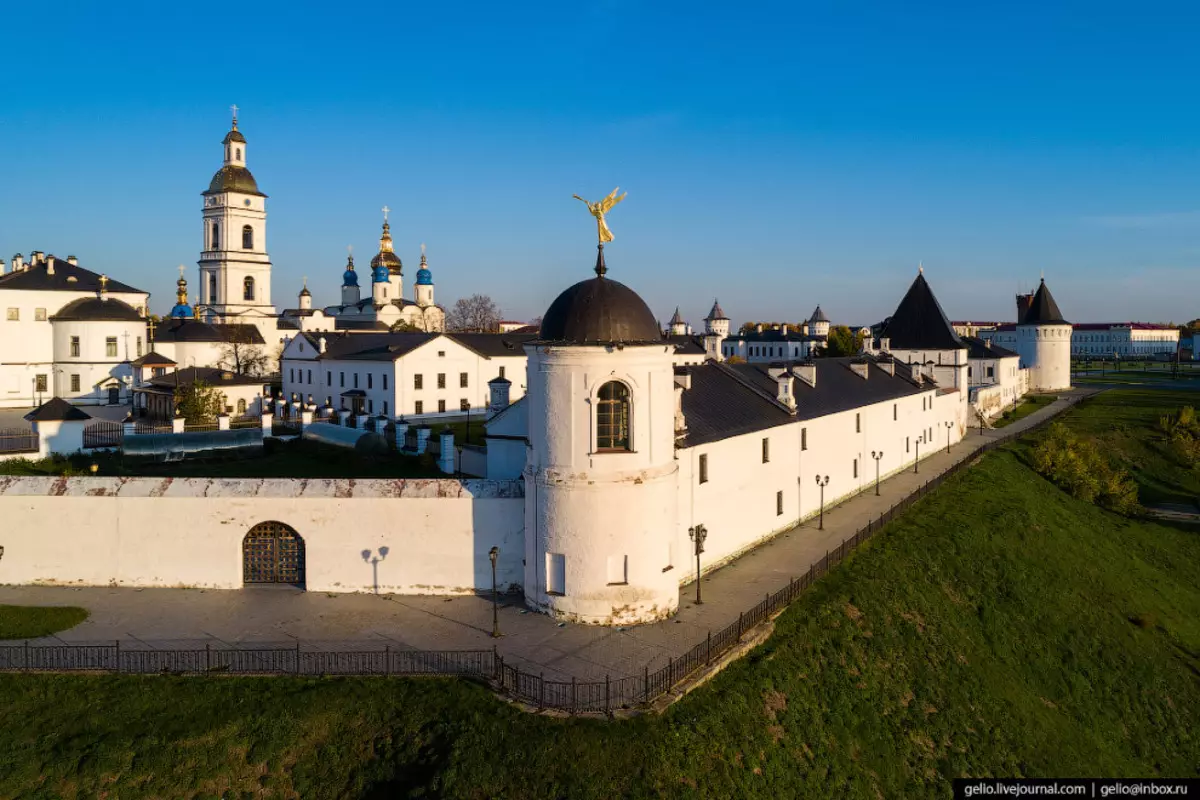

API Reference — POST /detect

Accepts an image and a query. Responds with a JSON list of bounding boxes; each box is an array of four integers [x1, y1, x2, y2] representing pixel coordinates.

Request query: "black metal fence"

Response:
[[82, 421, 123, 449], [0, 395, 1087, 714], [0, 427, 38, 454]]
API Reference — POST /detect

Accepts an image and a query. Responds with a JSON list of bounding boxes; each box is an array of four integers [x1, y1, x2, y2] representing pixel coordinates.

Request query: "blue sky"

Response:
[[3, 1, 1199, 327]]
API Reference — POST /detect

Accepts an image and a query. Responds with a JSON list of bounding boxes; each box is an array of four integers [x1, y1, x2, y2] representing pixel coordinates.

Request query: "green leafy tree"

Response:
[[818, 325, 865, 358], [1031, 422, 1140, 515], [174, 379, 225, 424]]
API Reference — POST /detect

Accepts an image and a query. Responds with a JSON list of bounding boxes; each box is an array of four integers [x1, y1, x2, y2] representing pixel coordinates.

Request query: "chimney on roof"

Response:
[[45, 255, 55, 275], [756, 324, 763, 333], [880, 336, 891, 353], [775, 370, 796, 412], [32, 251, 44, 265], [1016, 292, 1034, 324], [318, 335, 327, 354], [10, 254, 22, 273], [66, 255, 77, 266], [781, 324, 789, 335], [794, 361, 816, 388], [850, 361, 869, 380]]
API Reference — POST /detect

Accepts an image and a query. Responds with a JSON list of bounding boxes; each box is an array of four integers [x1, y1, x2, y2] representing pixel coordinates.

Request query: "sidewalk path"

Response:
[[0, 389, 1098, 681]]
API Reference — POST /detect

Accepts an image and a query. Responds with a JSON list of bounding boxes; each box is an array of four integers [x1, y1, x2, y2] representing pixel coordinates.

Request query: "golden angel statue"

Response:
[[573, 187, 627, 243]]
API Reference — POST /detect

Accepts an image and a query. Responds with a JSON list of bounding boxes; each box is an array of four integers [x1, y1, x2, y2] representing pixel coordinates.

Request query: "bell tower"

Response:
[[197, 106, 275, 324]]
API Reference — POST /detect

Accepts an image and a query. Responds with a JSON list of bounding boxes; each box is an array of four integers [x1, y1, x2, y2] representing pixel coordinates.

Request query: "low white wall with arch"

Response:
[[0, 477, 524, 594]]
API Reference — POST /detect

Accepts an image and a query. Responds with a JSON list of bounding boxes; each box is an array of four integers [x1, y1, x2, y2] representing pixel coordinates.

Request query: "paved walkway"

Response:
[[0, 389, 1097, 681]]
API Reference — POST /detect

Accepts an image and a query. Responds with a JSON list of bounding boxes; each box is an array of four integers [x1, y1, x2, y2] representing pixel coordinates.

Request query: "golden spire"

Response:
[[176, 265, 188, 304], [379, 208, 394, 253]]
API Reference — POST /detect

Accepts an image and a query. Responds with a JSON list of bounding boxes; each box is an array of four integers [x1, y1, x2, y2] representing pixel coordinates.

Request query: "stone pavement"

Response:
[[0, 389, 1097, 682]]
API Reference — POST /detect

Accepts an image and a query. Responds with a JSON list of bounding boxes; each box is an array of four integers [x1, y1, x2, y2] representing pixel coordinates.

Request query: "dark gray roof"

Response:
[[153, 321, 266, 344], [962, 336, 1018, 360], [0, 259, 144, 294], [130, 351, 177, 367], [446, 333, 537, 357], [1021, 279, 1068, 325], [677, 357, 927, 447], [669, 307, 685, 326], [809, 305, 829, 323], [665, 334, 706, 355], [882, 272, 963, 350], [705, 299, 728, 320], [50, 296, 143, 322], [25, 397, 91, 422], [143, 366, 266, 391], [538, 246, 662, 345], [222, 126, 246, 144]]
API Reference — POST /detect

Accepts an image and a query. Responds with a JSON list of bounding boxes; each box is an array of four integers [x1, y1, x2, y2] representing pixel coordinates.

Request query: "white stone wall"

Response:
[[675, 382, 959, 577], [0, 477, 524, 594], [1019, 324, 1072, 392], [51, 317, 146, 403]]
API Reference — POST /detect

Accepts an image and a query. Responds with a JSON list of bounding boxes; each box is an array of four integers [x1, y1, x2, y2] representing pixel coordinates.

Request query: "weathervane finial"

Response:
[[573, 187, 627, 244], [918, 261, 924, 274]]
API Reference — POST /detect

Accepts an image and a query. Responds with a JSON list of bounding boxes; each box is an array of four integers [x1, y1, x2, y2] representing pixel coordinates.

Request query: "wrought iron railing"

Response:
[[0, 427, 38, 454], [0, 395, 1088, 714], [82, 422, 123, 449]]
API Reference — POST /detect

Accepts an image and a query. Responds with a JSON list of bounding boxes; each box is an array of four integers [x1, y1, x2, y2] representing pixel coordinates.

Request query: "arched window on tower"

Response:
[[243, 276, 255, 302], [236, 148, 241, 161], [211, 222, 220, 251], [208, 274, 217, 303], [596, 381, 631, 452], [242, 225, 253, 250]]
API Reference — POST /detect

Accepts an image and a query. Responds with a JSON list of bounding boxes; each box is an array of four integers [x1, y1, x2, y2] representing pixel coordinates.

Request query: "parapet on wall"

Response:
[[0, 476, 524, 594]]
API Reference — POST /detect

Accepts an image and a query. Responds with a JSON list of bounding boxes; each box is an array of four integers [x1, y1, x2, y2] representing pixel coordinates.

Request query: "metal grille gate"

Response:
[[242, 522, 306, 586]]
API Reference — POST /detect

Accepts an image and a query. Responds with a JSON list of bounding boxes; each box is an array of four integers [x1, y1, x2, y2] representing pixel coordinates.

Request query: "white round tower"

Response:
[[1017, 278, 1071, 392], [524, 244, 679, 625], [807, 305, 830, 338], [703, 299, 730, 360]]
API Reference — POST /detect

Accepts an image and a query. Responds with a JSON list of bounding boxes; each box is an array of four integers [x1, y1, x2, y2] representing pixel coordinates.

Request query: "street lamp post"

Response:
[[914, 434, 922, 474], [489, 546, 500, 638], [871, 451, 883, 496], [815, 475, 830, 530], [688, 524, 707, 604], [945, 420, 953, 454]]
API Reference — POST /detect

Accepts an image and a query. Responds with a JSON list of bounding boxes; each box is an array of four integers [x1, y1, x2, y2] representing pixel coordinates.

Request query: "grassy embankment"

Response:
[[1, 389, 1198, 798], [990, 393, 1057, 428]]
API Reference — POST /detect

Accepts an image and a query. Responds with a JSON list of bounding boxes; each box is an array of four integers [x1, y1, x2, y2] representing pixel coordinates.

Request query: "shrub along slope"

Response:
[[1, 396, 1198, 798]]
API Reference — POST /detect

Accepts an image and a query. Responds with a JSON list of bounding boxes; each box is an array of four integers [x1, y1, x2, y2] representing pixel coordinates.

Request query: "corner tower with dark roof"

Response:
[[196, 108, 276, 330], [1017, 278, 1071, 391], [703, 298, 730, 359], [524, 241, 680, 625]]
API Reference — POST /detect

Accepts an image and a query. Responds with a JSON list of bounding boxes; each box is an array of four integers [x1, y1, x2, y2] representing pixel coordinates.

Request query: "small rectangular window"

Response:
[[35, 374, 47, 392], [460, 372, 468, 388], [383, 400, 389, 415], [383, 374, 388, 390], [437, 373, 446, 389], [438, 399, 446, 413], [368, 399, 373, 413], [776, 490, 783, 516], [415, 400, 424, 414], [437, 350, 445, 357], [327, 373, 332, 386], [606, 554, 628, 585], [699, 453, 708, 484], [105, 337, 117, 358], [547, 553, 566, 595], [340, 372, 345, 387], [762, 437, 770, 463], [354, 373, 359, 389], [367, 373, 373, 389], [70, 374, 80, 392], [856, 412, 861, 433], [853, 458, 858, 479], [893, 403, 897, 421], [34, 307, 46, 321], [136, 337, 143, 358], [801, 428, 808, 451], [460, 398, 469, 411], [907, 436, 910, 453], [6, 308, 18, 321], [307, 370, 312, 384], [70, 336, 80, 357], [414, 374, 423, 390], [290, 368, 294, 382]]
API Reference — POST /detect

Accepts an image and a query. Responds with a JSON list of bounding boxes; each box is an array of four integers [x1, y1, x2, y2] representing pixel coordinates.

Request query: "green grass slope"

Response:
[[0, 605, 88, 639]]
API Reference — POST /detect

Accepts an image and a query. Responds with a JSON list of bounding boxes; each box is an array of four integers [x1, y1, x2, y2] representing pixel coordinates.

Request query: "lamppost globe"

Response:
[[814, 475, 830, 530]]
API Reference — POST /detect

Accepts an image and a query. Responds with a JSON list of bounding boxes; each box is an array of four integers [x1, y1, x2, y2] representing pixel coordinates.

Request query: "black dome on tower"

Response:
[[538, 245, 662, 345]]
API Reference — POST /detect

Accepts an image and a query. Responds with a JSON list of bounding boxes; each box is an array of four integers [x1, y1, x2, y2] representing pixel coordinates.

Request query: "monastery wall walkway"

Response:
[[0, 388, 1099, 684]]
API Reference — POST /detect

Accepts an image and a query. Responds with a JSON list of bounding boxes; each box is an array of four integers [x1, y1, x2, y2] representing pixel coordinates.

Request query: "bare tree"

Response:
[[217, 327, 273, 376], [446, 295, 502, 333]]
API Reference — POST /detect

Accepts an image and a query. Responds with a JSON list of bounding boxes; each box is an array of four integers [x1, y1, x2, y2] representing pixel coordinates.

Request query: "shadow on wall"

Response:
[[473, 495, 524, 600], [361, 546, 390, 594]]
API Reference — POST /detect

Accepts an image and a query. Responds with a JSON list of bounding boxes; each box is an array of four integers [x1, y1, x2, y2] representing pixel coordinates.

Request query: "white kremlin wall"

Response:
[[676, 386, 964, 575], [0, 477, 524, 594]]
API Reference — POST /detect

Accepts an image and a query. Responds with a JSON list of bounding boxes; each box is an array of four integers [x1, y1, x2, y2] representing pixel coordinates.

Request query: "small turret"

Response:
[[298, 277, 312, 311], [415, 244, 434, 308], [668, 307, 687, 336], [703, 298, 730, 360], [169, 265, 195, 319], [341, 249, 361, 306]]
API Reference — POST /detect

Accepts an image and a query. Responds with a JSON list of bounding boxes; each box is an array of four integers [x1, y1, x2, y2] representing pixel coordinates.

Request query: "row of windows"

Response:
[[316, 396, 471, 416], [288, 368, 494, 393], [210, 223, 255, 251], [64, 335, 142, 359], [7, 307, 47, 321]]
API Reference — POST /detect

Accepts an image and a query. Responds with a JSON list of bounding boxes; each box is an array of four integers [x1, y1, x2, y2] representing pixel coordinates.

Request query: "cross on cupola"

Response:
[[382, 205, 390, 223], [230, 104, 239, 128]]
